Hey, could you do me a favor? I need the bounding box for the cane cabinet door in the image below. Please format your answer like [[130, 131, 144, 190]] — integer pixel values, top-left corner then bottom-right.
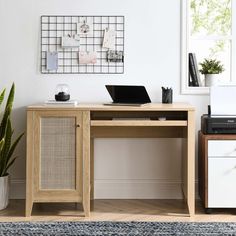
[[33, 111, 82, 202]]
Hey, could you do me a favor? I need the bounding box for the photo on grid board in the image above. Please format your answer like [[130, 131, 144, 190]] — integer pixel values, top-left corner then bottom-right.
[[107, 50, 124, 62], [79, 51, 97, 64], [77, 21, 93, 35]]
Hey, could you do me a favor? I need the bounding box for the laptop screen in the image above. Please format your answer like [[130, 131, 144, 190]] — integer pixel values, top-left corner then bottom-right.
[[105, 85, 151, 104]]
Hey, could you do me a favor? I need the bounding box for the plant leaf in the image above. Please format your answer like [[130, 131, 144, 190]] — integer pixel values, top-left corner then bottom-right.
[[0, 138, 5, 176], [5, 133, 24, 168], [0, 89, 5, 106], [0, 108, 10, 140], [0, 138, 4, 152], [2, 119, 12, 170], [3, 118, 12, 154], [0, 83, 22, 177], [3, 157, 17, 176], [5, 83, 14, 114], [0, 83, 15, 139]]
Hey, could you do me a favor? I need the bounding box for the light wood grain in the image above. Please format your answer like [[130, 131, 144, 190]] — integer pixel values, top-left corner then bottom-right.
[[33, 112, 41, 199], [33, 191, 82, 202], [76, 112, 83, 204], [26, 103, 196, 217], [27, 103, 195, 111], [187, 110, 195, 216], [3, 199, 236, 222], [82, 111, 90, 217], [25, 111, 34, 217], [26, 110, 83, 217], [33, 111, 82, 201]]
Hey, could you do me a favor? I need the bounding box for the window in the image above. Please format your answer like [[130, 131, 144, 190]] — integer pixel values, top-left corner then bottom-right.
[[181, 0, 236, 94]]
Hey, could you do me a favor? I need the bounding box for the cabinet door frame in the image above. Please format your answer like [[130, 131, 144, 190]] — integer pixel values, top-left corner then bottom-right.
[[33, 110, 83, 202]]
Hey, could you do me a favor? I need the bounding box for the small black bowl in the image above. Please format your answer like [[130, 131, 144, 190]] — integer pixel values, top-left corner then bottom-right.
[[55, 92, 70, 101]]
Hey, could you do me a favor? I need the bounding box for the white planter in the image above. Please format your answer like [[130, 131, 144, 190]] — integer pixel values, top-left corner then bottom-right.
[[0, 175, 9, 210], [205, 74, 220, 87]]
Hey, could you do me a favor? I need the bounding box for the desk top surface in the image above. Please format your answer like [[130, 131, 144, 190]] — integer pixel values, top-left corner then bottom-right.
[[27, 103, 195, 111]]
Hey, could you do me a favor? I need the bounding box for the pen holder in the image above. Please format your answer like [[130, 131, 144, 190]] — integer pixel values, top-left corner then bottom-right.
[[162, 87, 173, 104]]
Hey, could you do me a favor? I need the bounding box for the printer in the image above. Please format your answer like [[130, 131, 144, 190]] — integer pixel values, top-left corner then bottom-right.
[[201, 86, 236, 134], [201, 114, 236, 134]]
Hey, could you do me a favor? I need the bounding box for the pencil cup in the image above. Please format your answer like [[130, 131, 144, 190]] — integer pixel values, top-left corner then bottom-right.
[[162, 87, 173, 104]]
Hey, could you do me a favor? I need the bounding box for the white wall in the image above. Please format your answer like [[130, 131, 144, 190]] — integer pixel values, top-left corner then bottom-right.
[[0, 0, 209, 199]]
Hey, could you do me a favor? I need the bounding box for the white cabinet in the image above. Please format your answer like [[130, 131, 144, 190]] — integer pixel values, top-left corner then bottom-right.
[[208, 140, 236, 207], [208, 158, 236, 207], [199, 133, 236, 212]]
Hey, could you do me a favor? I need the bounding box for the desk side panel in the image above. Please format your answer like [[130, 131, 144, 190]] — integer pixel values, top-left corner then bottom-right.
[[25, 111, 34, 216], [187, 110, 195, 216], [82, 111, 91, 217]]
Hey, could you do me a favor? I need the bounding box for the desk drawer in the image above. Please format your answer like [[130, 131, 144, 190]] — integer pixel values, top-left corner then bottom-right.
[[208, 140, 236, 157]]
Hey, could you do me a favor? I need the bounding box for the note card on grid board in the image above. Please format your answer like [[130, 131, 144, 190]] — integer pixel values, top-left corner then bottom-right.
[[103, 28, 116, 49], [46, 52, 58, 71]]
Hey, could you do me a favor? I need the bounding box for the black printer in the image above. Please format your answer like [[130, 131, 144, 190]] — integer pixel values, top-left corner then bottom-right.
[[201, 113, 236, 134], [202, 86, 236, 134]]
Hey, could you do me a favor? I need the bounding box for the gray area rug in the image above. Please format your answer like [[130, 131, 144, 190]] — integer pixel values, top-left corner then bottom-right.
[[0, 221, 236, 235]]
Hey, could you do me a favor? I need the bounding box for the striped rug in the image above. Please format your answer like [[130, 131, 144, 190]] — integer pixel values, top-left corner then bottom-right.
[[0, 221, 236, 235]]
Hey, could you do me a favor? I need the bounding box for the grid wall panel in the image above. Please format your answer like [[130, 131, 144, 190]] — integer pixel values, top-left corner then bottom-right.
[[41, 15, 125, 74]]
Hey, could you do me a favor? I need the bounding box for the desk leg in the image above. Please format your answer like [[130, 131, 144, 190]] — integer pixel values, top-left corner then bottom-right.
[[187, 110, 195, 216], [83, 111, 90, 217], [25, 199, 33, 217], [26, 111, 33, 217]]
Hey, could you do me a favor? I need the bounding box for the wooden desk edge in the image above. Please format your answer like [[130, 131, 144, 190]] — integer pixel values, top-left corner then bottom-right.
[[27, 103, 195, 111]]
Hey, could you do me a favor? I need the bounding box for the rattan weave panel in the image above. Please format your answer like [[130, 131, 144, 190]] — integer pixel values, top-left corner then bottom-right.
[[40, 117, 76, 190]]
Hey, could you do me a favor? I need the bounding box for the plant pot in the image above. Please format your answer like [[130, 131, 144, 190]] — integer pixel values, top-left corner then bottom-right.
[[0, 175, 9, 210], [205, 74, 219, 87]]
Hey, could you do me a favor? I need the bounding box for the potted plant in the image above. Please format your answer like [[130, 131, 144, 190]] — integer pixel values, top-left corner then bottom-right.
[[199, 59, 224, 87], [0, 83, 23, 210]]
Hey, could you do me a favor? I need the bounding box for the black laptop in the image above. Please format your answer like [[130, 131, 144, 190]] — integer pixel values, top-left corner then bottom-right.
[[105, 85, 151, 106]]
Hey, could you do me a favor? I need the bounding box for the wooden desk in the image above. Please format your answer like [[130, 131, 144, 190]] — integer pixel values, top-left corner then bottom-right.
[[26, 103, 195, 217]]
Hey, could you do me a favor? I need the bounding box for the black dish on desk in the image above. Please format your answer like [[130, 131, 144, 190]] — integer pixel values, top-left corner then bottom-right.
[[55, 92, 70, 101]]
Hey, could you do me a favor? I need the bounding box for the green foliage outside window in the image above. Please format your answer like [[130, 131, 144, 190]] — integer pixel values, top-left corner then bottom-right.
[[190, 0, 231, 57]]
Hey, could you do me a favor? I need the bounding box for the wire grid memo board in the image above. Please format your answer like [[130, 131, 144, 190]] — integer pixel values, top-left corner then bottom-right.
[[41, 15, 125, 74]]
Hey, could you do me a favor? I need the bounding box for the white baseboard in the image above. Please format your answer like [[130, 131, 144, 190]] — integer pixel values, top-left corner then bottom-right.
[[9, 179, 199, 200]]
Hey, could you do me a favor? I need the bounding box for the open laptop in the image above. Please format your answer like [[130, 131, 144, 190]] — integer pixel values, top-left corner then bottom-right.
[[105, 85, 151, 106]]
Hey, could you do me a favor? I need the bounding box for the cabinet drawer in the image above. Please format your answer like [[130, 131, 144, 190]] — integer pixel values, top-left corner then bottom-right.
[[208, 158, 236, 207], [208, 140, 236, 157]]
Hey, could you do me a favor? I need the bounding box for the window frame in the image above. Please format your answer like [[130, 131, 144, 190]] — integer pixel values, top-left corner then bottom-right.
[[181, 0, 236, 95]]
